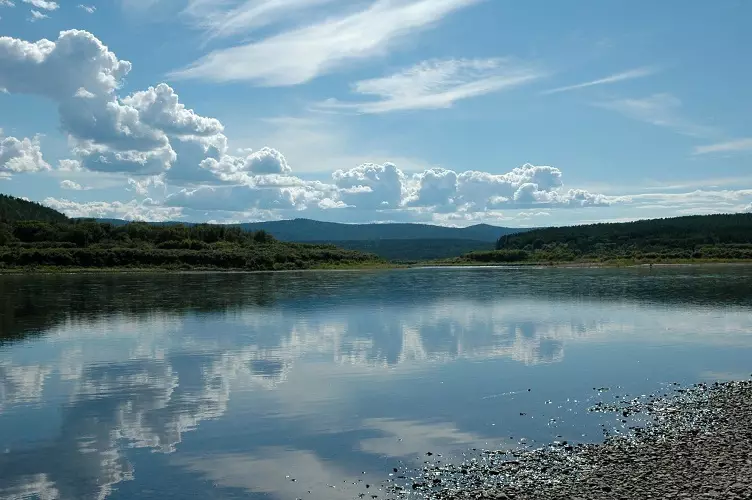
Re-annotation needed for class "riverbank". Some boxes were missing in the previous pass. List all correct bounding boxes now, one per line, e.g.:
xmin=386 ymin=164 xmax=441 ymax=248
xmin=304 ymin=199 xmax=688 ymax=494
xmin=412 ymin=258 xmax=752 ymax=269
xmin=0 ymin=260 xmax=399 ymax=274
xmin=3 ymin=259 xmax=752 ymax=274
xmin=389 ymin=379 xmax=752 ymax=499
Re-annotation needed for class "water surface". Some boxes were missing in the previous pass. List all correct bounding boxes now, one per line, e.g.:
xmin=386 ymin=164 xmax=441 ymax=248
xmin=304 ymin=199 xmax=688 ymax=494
xmin=1 ymin=267 xmax=751 ymax=499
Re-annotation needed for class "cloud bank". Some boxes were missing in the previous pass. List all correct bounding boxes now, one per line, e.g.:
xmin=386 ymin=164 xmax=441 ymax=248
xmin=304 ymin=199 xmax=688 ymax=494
xmin=0 ymin=29 xmax=619 ymax=224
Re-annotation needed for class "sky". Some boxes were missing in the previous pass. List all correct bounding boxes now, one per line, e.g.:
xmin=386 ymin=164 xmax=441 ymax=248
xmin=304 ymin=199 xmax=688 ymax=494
xmin=0 ymin=0 xmax=750 ymax=227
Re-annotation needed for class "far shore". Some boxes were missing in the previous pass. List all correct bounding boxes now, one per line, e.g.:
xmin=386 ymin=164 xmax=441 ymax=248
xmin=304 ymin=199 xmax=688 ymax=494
xmin=2 ymin=259 xmax=752 ymax=275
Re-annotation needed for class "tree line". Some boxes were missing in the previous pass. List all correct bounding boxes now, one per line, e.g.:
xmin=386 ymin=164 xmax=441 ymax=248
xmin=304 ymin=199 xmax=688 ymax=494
xmin=0 ymin=195 xmax=379 ymax=270
xmin=465 ymin=213 xmax=752 ymax=263
xmin=0 ymin=194 xmax=68 ymax=223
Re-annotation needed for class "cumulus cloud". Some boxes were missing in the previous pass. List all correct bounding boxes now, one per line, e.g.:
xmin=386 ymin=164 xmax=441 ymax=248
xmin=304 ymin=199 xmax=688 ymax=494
xmin=0 ymin=31 xmax=623 ymax=224
xmin=22 ymin=0 xmax=57 ymax=10
xmin=127 ymin=176 xmax=165 ymax=196
xmin=43 ymin=197 xmax=182 ymax=221
xmin=0 ymin=132 xmax=50 ymax=174
xmin=201 ymin=147 xmax=292 ymax=182
xmin=333 ymin=162 xmax=405 ymax=209
xmin=0 ymin=30 xmax=230 ymax=176
xmin=0 ymin=0 xmax=15 ymax=7
xmin=121 ymin=84 xmax=224 ymax=138
xmin=157 ymin=161 xmax=618 ymax=220
xmin=406 ymin=163 xmax=619 ymax=212
xmin=411 ymin=168 xmax=458 ymax=208
xmin=60 ymin=180 xmax=84 ymax=190
xmin=58 ymin=159 xmax=83 ymax=171
xmin=742 ymin=203 xmax=752 ymax=213
xmin=166 ymin=186 xmax=293 ymax=212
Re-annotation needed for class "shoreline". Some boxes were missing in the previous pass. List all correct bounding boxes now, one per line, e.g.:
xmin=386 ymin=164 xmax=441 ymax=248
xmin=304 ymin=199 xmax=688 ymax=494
xmin=1 ymin=259 xmax=752 ymax=275
xmin=387 ymin=379 xmax=752 ymax=499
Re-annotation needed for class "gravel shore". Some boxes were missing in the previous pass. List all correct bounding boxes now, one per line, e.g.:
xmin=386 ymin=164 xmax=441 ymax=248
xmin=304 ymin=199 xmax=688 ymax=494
xmin=387 ymin=380 xmax=752 ymax=500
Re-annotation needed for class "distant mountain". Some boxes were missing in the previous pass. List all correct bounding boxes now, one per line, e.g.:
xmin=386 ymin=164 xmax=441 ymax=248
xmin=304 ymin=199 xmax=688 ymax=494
xmin=88 ymin=218 xmax=525 ymax=260
xmin=234 ymin=219 xmax=519 ymax=242
xmin=92 ymin=218 xmax=523 ymax=242
xmin=0 ymin=194 xmax=68 ymax=223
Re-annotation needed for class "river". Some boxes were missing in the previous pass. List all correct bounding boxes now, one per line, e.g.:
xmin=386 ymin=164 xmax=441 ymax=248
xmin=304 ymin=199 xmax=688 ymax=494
xmin=1 ymin=267 xmax=751 ymax=499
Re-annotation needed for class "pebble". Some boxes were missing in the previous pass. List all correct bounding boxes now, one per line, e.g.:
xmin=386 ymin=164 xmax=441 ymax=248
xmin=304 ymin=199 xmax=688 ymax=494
xmin=384 ymin=380 xmax=752 ymax=500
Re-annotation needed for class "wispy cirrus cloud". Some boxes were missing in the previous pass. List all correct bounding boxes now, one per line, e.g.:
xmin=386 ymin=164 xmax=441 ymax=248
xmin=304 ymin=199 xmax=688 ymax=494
xmin=183 ymin=0 xmax=341 ymax=41
xmin=169 ymin=0 xmax=485 ymax=86
xmin=594 ymin=93 xmax=719 ymax=138
xmin=28 ymin=8 xmax=48 ymax=20
xmin=316 ymin=58 xmax=546 ymax=113
xmin=693 ymin=138 xmax=752 ymax=155
xmin=542 ymin=66 xmax=658 ymax=95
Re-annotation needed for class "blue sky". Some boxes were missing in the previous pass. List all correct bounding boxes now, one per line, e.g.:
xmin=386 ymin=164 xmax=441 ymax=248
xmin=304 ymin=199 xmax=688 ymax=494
xmin=0 ymin=0 xmax=750 ymax=226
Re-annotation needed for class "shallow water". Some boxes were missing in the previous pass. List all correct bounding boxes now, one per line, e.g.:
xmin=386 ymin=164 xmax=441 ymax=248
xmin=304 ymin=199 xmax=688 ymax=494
xmin=1 ymin=267 xmax=751 ymax=499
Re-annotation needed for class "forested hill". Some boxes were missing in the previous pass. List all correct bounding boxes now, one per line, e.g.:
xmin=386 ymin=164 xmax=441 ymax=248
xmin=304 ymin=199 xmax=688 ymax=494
xmin=98 ymin=218 xmax=519 ymax=242
xmin=0 ymin=194 xmax=68 ymax=223
xmin=237 ymin=219 xmax=516 ymax=242
xmin=466 ymin=213 xmax=752 ymax=263
xmin=0 ymin=195 xmax=380 ymax=270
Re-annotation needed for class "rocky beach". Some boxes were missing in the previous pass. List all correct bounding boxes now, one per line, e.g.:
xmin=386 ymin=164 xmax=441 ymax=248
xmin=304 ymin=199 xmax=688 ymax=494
xmin=387 ymin=380 xmax=752 ymax=500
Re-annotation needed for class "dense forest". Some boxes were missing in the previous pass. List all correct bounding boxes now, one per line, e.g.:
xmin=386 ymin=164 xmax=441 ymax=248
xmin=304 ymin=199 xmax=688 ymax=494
xmin=0 ymin=195 xmax=379 ymax=270
xmin=0 ymin=194 xmax=69 ymax=223
xmin=463 ymin=213 xmax=752 ymax=263
xmin=311 ymin=238 xmax=494 ymax=261
xmin=99 ymin=217 xmax=517 ymax=242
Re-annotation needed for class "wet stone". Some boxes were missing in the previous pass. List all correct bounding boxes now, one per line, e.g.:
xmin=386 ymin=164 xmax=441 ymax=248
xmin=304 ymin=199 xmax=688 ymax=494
xmin=383 ymin=380 xmax=752 ymax=500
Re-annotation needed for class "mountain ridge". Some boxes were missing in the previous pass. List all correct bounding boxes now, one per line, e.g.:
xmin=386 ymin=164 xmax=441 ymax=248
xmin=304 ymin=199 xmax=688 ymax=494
xmin=92 ymin=217 xmax=524 ymax=242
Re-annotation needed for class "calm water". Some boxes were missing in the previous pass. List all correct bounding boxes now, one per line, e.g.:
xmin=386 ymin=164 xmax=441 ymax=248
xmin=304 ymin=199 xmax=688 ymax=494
xmin=1 ymin=267 xmax=751 ymax=499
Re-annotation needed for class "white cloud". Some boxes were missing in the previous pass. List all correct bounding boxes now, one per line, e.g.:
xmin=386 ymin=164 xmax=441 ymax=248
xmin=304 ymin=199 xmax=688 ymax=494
xmin=127 ymin=176 xmax=165 ymax=196
xmin=408 ymin=163 xmax=621 ymax=212
xmin=0 ymin=30 xmax=233 ymax=177
xmin=693 ymin=138 xmax=752 ymax=155
xmin=170 ymin=0 xmax=484 ymax=86
xmin=333 ymin=162 xmax=405 ymax=209
xmin=183 ymin=0 xmax=339 ymax=41
xmin=77 ymin=146 xmax=177 ymax=175
xmin=60 ymin=180 xmax=84 ymax=190
xmin=28 ymin=9 xmax=47 ymax=20
xmin=0 ymin=0 xmax=15 ymax=7
xmin=22 ymin=0 xmax=57 ymax=9
xmin=58 ymin=159 xmax=83 ymax=171
xmin=121 ymin=83 xmax=224 ymax=138
xmin=595 ymin=93 xmax=718 ymax=138
xmin=78 ymin=4 xmax=95 ymax=13
xmin=156 ymin=161 xmax=620 ymax=221
xmin=411 ymin=168 xmax=458 ymax=208
xmin=0 ymin=30 xmax=131 ymax=100
xmin=201 ymin=147 xmax=293 ymax=182
xmin=165 ymin=184 xmax=316 ymax=212
xmin=318 ymin=58 xmax=545 ymax=113
xmin=542 ymin=66 xmax=657 ymax=94
xmin=743 ymin=203 xmax=752 ymax=213
xmin=43 ymin=197 xmax=182 ymax=221
xmin=0 ymin=132 xmax=51 ymax=174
